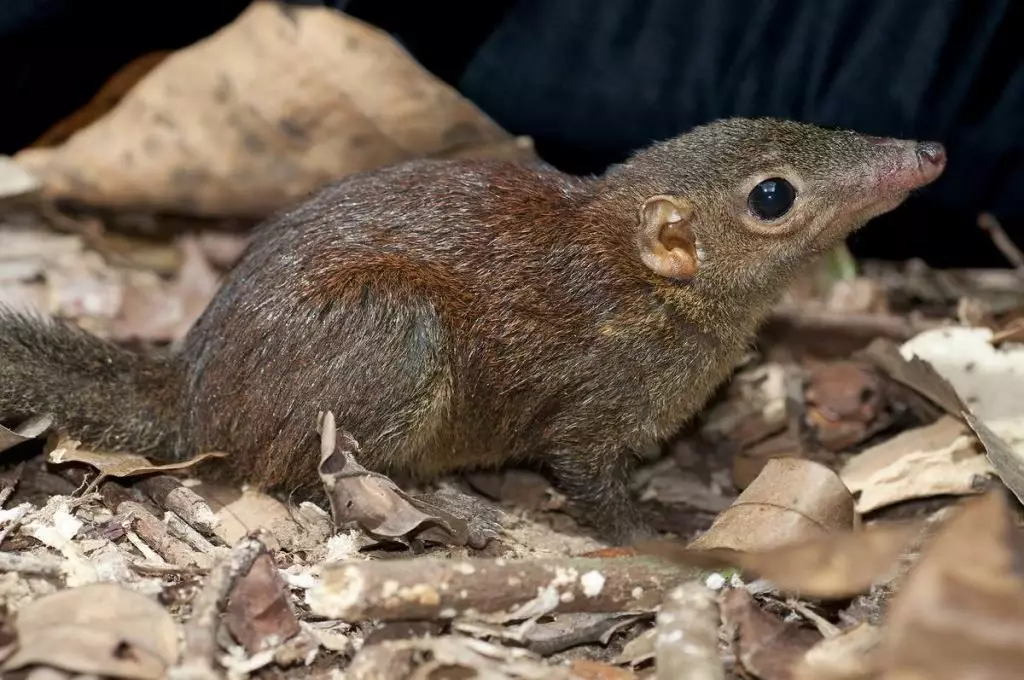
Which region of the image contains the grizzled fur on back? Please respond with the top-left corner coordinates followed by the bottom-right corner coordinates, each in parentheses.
top-left (179, 159), bottom-right (758, 513)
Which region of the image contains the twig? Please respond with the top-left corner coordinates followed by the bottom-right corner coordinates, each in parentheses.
top-left (116, 500), bottom-right (210, 569)
top-left (170, 533), bottom-right (269, 680)
top-left (139, 475), bottom-right (219, 536)
top-left (978, 212), bottom-right (1024, 277)
top-left (0, 550), bottom-right (64, 576)
top-left (656, 582), bottom-right (725, 680)
top-left (0, 504), bottom-right (27, 548)
top-left (767, 307), bottom-right (946, 343)
top-left (308, 555), bottom-right (698, 622)
top-left (165, 511), bottom-right (219, 554)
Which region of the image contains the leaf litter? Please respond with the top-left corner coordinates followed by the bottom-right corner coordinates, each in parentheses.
top-left (2, 2), bottom-right (1024, 679)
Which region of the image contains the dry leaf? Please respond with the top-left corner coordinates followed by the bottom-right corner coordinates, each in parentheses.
top-left (640, 521), bottom-right (920, 600)
top-left (0, 415), bottom-right (52, 455)
top-left (840, 416), bottom-right (994, 513)
top-left (347, 636), bottom-right (567, 680)
top-left (189, 483), bottom-right (300, 551)
top-left (858, 338), bottom-right (967, 416)
top-left (722, 588), bottom-right (823, 680)
top-left (47, 438), bottom-right (226, 488)
top-left (688, 458), bottom-right (854, 553)
top-left (1, 582), bottom-right (179, 678)
top-left (863, 333), bottom-right (1024, 504)
top-left (878, 491), bottom-right (1024, 679)
top-left (15, 1), bottom-right (535, 218)
top-left (0, 155), bottom-right (41, 199)
top-left (318, 411), bottom-right (471, 546)
top-left (226, 551), bottom-right (301, 654)
top-left (109, 234), bottom-right (221, 343)
top-left (792, 623), bottom-right (882, 680)
top-left (568, 660), bottom-right (638, 679)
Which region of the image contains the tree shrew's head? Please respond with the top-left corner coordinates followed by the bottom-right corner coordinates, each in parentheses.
top-left (615, 117), bottom-right (946, 295)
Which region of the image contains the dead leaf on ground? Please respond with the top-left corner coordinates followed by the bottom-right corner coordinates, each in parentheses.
top-left (0, 416), bottom-right (52, 455)
top-left (862, 333), bottom-right (1024, 504)
top-left (0, 155), bottom-right (41, 199)
top-left (346, 636), bottom-right (569, 680)
top-left (568, 660), bottom-right (638, 679)
top-left (47, 438), bottom-right (226, 490)
top-left (792, 623), bottom-right (882, 680)
top-left (840, 416), bottom-right (995, 514)
top-left (641, 519), bottom-right (920, 599)
top-left (109, 233), bottom-right (221, 343)
top-left (189, 483), bottom-right (309, 552)
top-left (687, 458), bottom-right (854, 553)
top-left (875, 490), bottom-right (1024, 679)
top-left (858, 338), bottom-right (967, 417)
top-left (318, 411), bottom-right (471, 547)
top-left (14, 1), bottom-right (536, 218)
top-left (722, 588), bottom-right (823, 680)
top-left (0, 582), bottom-right (179, 678)
top-left (226, 551), bottom-right (301, 654)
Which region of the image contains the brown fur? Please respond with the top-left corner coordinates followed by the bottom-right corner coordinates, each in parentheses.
top-left (0, 118), bottom-right (944, 542)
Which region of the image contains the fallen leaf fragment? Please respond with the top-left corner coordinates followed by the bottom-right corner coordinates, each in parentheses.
top-left (47, 438), bottom-right (226, 489)
top-left (641, 521), bottom-right (920, 600)
top-left (840, 415), bottom-right (994, 514)
top-left (0, 156), bottom-right (40, 199)
top-left (225, 551), bottom-right (300, 654)
top-left (0, 415), bottom-right (51, 455)
top-left (1, 582), bottom-right (179, 678)
top-left (189, 483), bottom-right (303, 552)
top-left (792, 623), bottom-right (882, 680)
top-left (878, 490), bottom-right (1024, 680)
top-left (15, 1), bottom-right (534, 218)
top-left (722, 588), bottom-right (823, 680)
top-left (109, 234), bottom-right (221, 343)
top-left (688, 458), bottom-right (854, 553)
top-left (318, 411), bottom-right (471, 546)
top-left (346, 636), bottom-right (569, 680)
top-left (863, 334), bottom-right (1024, 504)
top-left (569, 660), bottom-right (638, 679)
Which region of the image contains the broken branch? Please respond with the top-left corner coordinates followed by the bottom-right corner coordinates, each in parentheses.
top-left (308, 555), bottom-right (698, 622)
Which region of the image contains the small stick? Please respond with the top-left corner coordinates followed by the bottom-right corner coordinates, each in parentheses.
top-left (164, 511), bottom-right (219, 554)
top-left (139, 475), bottom-right (219, 536)
top-left (0, 550), bottom-right (64, 576)
top-left (0, 504), bottom-right (28, 548)
top-left (978, 212), bottom-right (1024, 277)
top-left (116, 500), bottom-right (210, 569)
top-left (308, 555), bottom-right (699, 622)
top-left (655, 582), bottom-right (725, 680)
top-left (170, 533), bottom-right (268, 680)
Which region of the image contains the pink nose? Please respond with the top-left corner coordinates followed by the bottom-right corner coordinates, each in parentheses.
top-left (915, 141), bottom-right (946, 182)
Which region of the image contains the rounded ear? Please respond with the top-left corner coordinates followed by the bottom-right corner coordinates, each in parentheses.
top-left (638, 195), bottom-right (699, 280)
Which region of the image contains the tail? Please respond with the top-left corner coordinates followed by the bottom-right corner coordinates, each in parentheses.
top-left (0, 310), bottom-right (185, 458)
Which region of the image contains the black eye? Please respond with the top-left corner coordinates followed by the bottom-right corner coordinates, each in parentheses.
top-left (747, 178), bottom-right (796, 221)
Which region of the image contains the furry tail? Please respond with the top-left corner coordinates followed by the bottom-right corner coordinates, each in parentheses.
top-left (0, 311), bottom-right (185, 457)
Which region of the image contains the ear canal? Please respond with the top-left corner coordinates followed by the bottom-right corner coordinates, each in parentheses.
top-left (638, 195), bottom-right (699, 280)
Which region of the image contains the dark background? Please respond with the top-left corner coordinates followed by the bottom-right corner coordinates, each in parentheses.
top-left (2, 0), bottom-right (1022, 268)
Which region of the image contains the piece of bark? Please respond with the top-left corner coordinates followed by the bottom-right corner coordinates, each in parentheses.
top-left (0, 550), bottom-right (64, 576)
top-left (655, 582), bottom-right (725, 680)
top-left (308, 556), bottom-right (697, 622)
top-left (225, 551), bottom-right (300, 654)
top-left (172, 533), bottom-right (269, 679)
